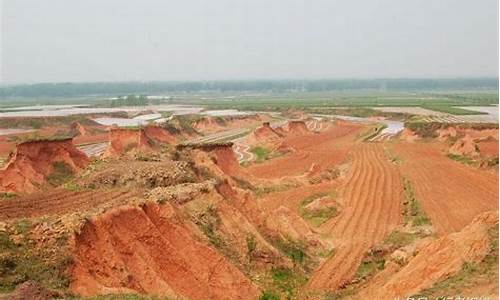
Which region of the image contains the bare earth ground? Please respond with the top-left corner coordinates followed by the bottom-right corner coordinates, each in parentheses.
top-left (307, 144), bottom-right (403, 291)
top-left (391, 141), bottom-right (498, 235)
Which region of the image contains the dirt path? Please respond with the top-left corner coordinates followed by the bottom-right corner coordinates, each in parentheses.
top-left (232, 138), bottom-right (255, 163)
top-left (0, 189), bottom-right (138, 219)
top-left (307, 143), bottom-right (403, 291)
top-left (391, 142), bottom-right (498, 236)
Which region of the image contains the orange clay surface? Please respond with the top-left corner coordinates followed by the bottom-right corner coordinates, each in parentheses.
top-left (307, 143), bottom-right (403, 291)
top-left (246, 121), bottom-right (364, 179)
top-left (390, 141), bottom-right (498, 236)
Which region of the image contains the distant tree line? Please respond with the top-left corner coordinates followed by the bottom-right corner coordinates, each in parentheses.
top-left (0, 79), bottom-right (497, 98)
top-left (109, 95), bottom-right (149, 107)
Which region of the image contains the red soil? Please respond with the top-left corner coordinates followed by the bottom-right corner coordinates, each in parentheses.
top-left (354, 211), bottom-right (498, 299)
top-left (70, 122), bottom-right (89, 136)
top-left (247, 122), bottom-right (363, 179)
top-left (307, 144), bottom-right (403, 292)
top-left (448, 134), bottom-right (479, 157)
top-left (103, 128), bottom-right (154, 158)
top-left (143, 125), bottom-right (177, 144)
top-left (392, 141), bottom-right (498, 236)
top-left (188, 143), bottom-right (245, 178)
top-left (478, 139), bottom-right (499, 157)
top-left (437, 127), bottom-right (457, 142)
top-left (285, 120), bottom-right (310, 135)
top-left (71, 202), bottom-right (260, 299)
top-left (0, 139), bottom-right (90, 193)
top-left (399, 128), bottom-right (419, 142)
top-left (250, 122), bottom-right (284, 145)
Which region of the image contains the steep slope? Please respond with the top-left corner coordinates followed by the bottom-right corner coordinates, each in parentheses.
top-left (71, 201), bottom-right (260, 299)
top-left (102, 128), bottom-right (154, 158)
top-left (0, 138), bottom-right (90, 193)
top-left (353, 211), bottom-right (498, 299)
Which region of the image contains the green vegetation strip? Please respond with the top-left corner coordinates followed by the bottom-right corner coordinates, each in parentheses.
top-left (422, 105), bottom-right (487, 115)
top-left (299, 191), bottom-right (338, 226)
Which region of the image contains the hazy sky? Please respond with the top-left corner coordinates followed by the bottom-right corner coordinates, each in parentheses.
top-left (1, 0), bottom-right (498, 83)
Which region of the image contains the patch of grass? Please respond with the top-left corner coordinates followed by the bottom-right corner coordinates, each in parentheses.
top-left (251, 146), bottom-right (272, 162)
top-left (268, 267), bottom-right (308, 299)
top-left (273, 238), bottom-right (309, 267)
top-left (384, 231), bottom-right (418, 249)
top-left (301, 207), bottom-right (337, 227)
top-left (299, 191), bottom-right (338, 226)
top-left (254, 183), bottom-right (297, 198)
top-left (195, 205), bottom-right (225, 249)
top-left (0, 220), bottom-right (72, 293)
top-left (246, 234), bottom-right (257, 260)
top-left (0, 193), bottom-right (18, 200)
top-left (62, 182), bottom-right (83, 192)
top-left (259, 291), bottom-right (281, 300)
top-left (402, 177), bottom-right (431, 227)
top-left (46, 161), bottom-right (75, 186)
top-left (353, 249), bottom-right (386, 280)
top-left (447, 153), bottom-right (475, 165)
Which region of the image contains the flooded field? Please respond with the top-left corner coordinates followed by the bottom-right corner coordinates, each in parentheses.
top-left (0, 105), bottom-right (203, 118)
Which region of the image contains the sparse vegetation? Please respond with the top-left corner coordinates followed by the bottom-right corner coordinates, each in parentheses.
top-left (259, 291), bottom-right (281, 300)
top-left (251, 146), bottom-right (272, 162)
top-left (412, 226), bottom-right (499, 299)
top-left (0, 220), bottom-right (72, 293)
top-left (299, 191), bottom-right (338, 226)
top-left (246, 234), bottom-right (257, 260)
top-left (402, 177), bottom-right (431, 227)
top-left (354, 248), bottom-right (386, 280)
top-left (254, 183), bottom-right (297, 198)
top-left (273, 238), bottom-right (308, 267)
top-left (447, 153), bottom-right (475, 165)
top-left (46, 161), bottom-right (75, 186)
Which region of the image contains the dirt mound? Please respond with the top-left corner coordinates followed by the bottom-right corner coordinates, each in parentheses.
top-left (477, 139), bottom-right (499, 157)
top-left (194, 114), bottom-right (262, 134)
top-left (0, 138), bottom-right (90, 193)
top-left (399, 128), bottom-right (420, 142)
top-left (252, 122), bottom-right (283, 142)
top-left (436, 126), bottom-right (457, 142)
top-left (85, 161), bottom-right (197, 189)
top-left (265, 205), bottom-right (332, 252)
top-left (354, 211), bottom-right (498, 299)
top-left (449, 134), bottom-right (479, 157)
top-left (70, 122), bottom-right (88, 137)
top-left (102, 128), bottom-right (154, 158)
top-left (286, 120), bottom-right (310, 135)
top-left (71, 202), bottom-right (260, 299)
top-left (143, 125), bottom-right (177, 144)
top-left (179, 142), bottom-right (243, 177)
top-left (1, 280), bottom-right (63, 300)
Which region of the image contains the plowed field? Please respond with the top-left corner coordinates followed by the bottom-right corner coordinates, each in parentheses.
top-left (307, 143), bottom-right (403, 291)
top-left (391, 142), bottom-right (498, 236)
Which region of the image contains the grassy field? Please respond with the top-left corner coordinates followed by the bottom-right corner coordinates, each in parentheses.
top-left (176, 91), bottom-right (498, 114)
